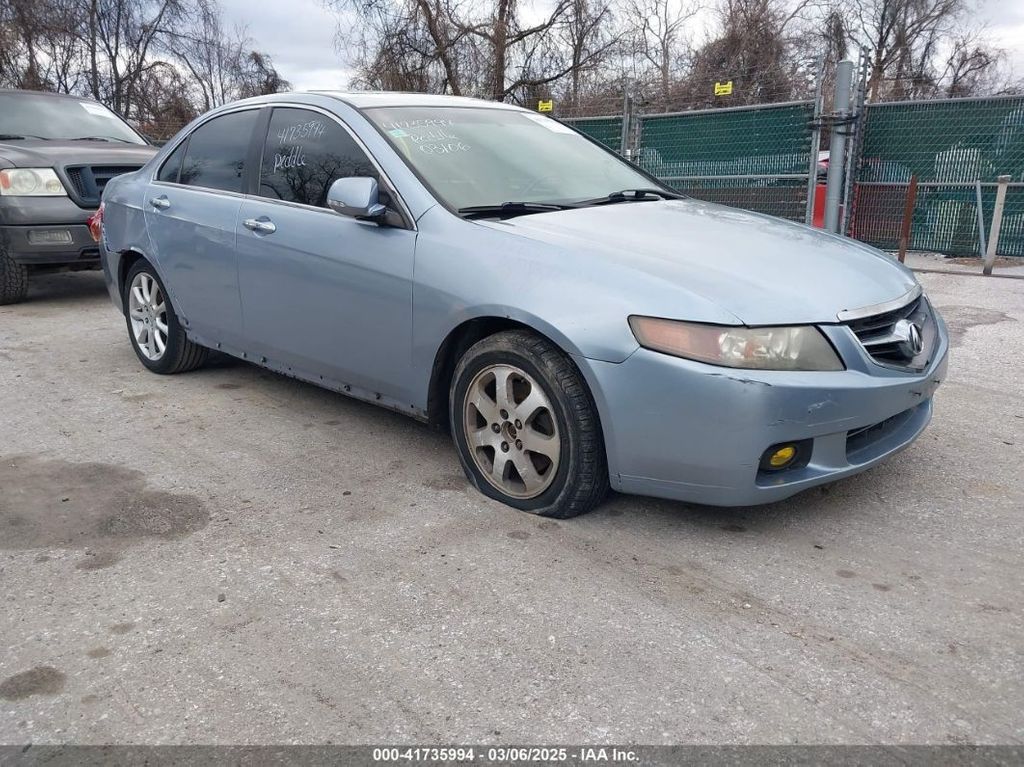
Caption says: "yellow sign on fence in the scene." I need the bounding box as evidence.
[714,81,733,97]
[537,100,554,112]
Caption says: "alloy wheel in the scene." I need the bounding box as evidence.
[128,272,168,361]
[462,364,561,499]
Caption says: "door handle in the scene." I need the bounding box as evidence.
[243,217,276,234]
[149,195,170,210]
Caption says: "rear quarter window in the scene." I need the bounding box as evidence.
[157,141,187,183]
[178,110,260,193]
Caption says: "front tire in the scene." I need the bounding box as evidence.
[450,329,608,518]
[0,246,29,305]
[123,260,207,374]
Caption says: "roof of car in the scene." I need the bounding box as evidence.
[0,88,99,101]
[311,91,527,111]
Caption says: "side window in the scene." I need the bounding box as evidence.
[258,108,379,208]
[179,110,259,193]
[157,140,187,183]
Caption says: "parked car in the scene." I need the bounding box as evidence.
[97,92,948,518]
[0,89,157,304]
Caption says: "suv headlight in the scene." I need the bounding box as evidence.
[0,168,68,197]
[629,316,844,371]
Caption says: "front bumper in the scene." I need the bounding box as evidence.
[0,223,99,265]
[1,197,98,265]
[579,314,949,507]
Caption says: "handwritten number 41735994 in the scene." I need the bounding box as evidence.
[277,120,326,146]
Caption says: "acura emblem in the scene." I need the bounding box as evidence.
[893,319,923,358]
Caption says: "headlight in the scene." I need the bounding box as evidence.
[0,168,68,197]
[628,316,844,371]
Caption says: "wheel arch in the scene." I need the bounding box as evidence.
[117,249,148,309]
[425,314,597,432]
[116,248,176,315]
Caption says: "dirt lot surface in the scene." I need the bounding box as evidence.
[1,269,1022,745]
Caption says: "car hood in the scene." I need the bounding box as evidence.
[480,199,918,325]
[0,139,157,168]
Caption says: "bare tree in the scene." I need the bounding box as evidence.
[327,0,595,102]
[618,0,700,107]
[558,0,617,110]
[132,61,197,140]
[84,0,187,116]
[0,0,289,139]
[939,33,1000,97]
[168,0,236,110]
[837,0,998,101]
[166,0,290,111]
[668,0,814,108]
[0,0,87,91]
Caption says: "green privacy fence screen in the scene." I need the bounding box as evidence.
[635,101,816,222]
[565,116,622,150]
[849,95,1024,256]
[564,93,1024,256]
[563,102,815,223]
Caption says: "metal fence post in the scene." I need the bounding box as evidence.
[897,176,918,263]
[824,60,854,233]
[839,51,869,235]
[983,175,1011,275]
[620,82,634,160]
[804,56,826,226]
[975,180,988,260]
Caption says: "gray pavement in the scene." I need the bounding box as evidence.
[1,267,1022,745]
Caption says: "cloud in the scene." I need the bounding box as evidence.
[218,0,351,90]
[977,0,1024,74]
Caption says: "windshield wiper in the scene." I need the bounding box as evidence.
[458,201,578,220]
[70,135,133,143]
[576,188,685,206]
[0,134,48,140]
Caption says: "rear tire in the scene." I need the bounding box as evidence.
[450,329,608,518]
[0,247,29,305]
[123,260,208,374]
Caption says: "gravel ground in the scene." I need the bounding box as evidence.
[1,268,1022,745]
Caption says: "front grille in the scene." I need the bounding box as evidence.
[62,165,142,206]
[843,293,934,370]
[66,167,88,198]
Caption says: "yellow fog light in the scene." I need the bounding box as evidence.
[759,440,811,474]
[769,446,797,468]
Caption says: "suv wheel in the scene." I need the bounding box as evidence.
[450,329,608,518]
[123,261,208,374]
[0,246,29,305]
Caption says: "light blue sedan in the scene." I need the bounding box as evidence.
[97,92,948,518]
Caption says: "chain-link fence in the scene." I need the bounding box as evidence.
[566,115,624,152]
[565,101,819,223]
[846,95,1024,257]
[633,101,817,222]
[562,75,1024,261]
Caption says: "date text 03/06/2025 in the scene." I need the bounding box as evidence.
[371,746,640,762]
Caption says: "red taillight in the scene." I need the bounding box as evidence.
[87,203,103,242]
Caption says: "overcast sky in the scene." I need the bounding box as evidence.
[221,0,1024,92]
[218,0,351,90]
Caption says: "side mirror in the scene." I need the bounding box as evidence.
[326,177,387,221]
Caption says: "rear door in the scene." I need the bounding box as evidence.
[144,108,262,348]
[234,106,417,402]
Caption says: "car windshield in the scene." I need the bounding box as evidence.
[365,106,662,211]
[0,92,146,144]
